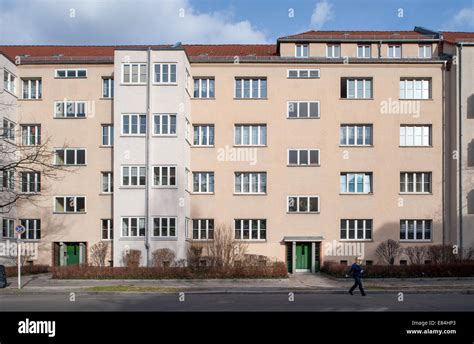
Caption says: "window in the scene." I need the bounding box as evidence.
[4,69,16,94]
[122,166,146,187]
[357,45,371,58]
[341,78,372,99]
[340,219,372,240]
[122,114,146,135]
[55,69,87,78]
[399,78,431,99]
[20,219,41,240]
[101,125,114,146]
[122,63,147,84]
[287,69,320,78]
[54,196,86,213]
[418,45,432,58]
[387,45,401,58]
[21,125,41,146]
[192,172,214,193]
[102,78,114,98]
[152,217,177,237]
[326,44,341,58]
[400,125,431,146]
[55,148,86,166]
[192,219,214,240]
[20,172,41,193]
[21,78,42,99]
[193,125,214,146]
[295,44,309,58]
[287,101,320,118]
[153,114,176,135]
[400,220,432,241]
[0,170,14,191]
[235,172,266,194]
[102,172,113,193]
[340,173,372,193]
[2,118,15,140]
[340,125,373,146]
[121,217,145,237]
[288,149,320,166]
[194,78,215,98]
[101,219,113,240]
[287,196,319,213]
[54,101,87,118]
[2,218,14,239]
[154,63,177,84]
[235,78,267,99]
[234,124,266,146]
[153,166,176,187]
[234,219,266,240]
[400,172,431,193]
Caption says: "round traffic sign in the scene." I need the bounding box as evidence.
[15,225,26,235]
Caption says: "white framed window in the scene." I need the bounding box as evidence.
[399,79,431,99]
[326,44,341,58]
[122,63,147,84]
[193,125,214,146]
[418,45,432,58]
[153,114,176,135]
[4,69,16,94]
[101,124,114,146]
[234,124,266,146]
[20,219,41,240]
[357,45,371,58]
[54,196,86,213]
[340,173,372,193]
[340,219,372,240]
[400,125,431,146]
[101,219,113,240]
[154,63,177,84]
[55,148,86,166]
[234,172,266,194]
[387,45,401,58]
[102,77,114,98]
[2,117,15,141]
[153,166,176,187]
[400,172,431,193]
[54,101,87,118]
[340,125,373,146]
[20,172,41,193]
[2,218,15,239]
[122,114,146,135]
[235,78,267,99]
[0,170,14,191]
[287,196,319,213]
[288,149,320,166]
[21,124,41,146]
[192,172,214,193]
[122,166,146,187]
[193,78,215,98]
[341,78,372,99]
[121,217,145,237]
[152,217,177,237]
[101,172,113,193]
[400,220,432,241]
[21,78,42,99]
[192,219,214,240]
[55,69,87,78]
[234,219,266,240]
[295,44,309,58]
[287,101,320,118]
[287,69,320,78]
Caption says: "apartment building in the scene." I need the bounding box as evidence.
[0,27,471,272]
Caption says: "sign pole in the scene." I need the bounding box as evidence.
[17,237,21,289]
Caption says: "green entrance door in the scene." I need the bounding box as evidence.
[66,243,80,265]
[295,243,311,271]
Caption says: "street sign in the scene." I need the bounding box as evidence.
[15,225,26,235]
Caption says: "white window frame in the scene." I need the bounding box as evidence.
[101,219,113,240]
[357,45,371,58]
[287,69,320,79]
[326,44,341,58]
[340,219,373,241]
[387,45,402,58]
[152,216,177,237]
[21,78,42,99]
[295,44,309,58]
[192,219,214,240]
[234,219,267,241]
[101,172,113,193]
[153,114,177,136]
[101,124,114,146]
[192,172,214,193]
[121,63,147,84]
[2,117,15,141]
[399,79,431,99]
[234,124,267,146]
[235,78,267,99]
[193,78,215,98]
[20,171,41,193]
[399,125,431,146]
[234,172,267,194]
[55,69,87,78]
[400,172,432,194]
[418,45,432,58]
[287,101,320,118]
[344,78,373,99]
[102,77,114,98]
[339,125,373,146]
[121,166,146,187]
[340,173,372,194]
[193,125,214,146]
[287,149,320,166]
[54,100,87,118]
[54,148,86,166]
[54,196,86,213]
[153,63,177,84]
[121,217,146,237]
[121,114,147,136]
[2,218,15,239]
[153,165,177,187]
[4,69,16,94]
[400,219,432,241]
[0,170,15,191]
[20,219,41,240]
[287,196,320,213]
[21,124,41,146]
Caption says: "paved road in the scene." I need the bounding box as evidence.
[1,292,473,311]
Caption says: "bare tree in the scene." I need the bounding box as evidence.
[404,246,427,265]
[90,242,109,267]
[123,249,141,268]
[376,239,402,265]
[152,248,176,267]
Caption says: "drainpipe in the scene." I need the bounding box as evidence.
[457,44,463,253]
[145,47,151,266]
[442,60,446,247]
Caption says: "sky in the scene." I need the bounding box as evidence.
[0,0,473,45]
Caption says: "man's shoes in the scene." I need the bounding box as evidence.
[361,293,366,296]
[349,291,353,295]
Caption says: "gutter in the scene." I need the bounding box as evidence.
[441,60,447,247]
[145,47,152,266]
[457,44,463,253]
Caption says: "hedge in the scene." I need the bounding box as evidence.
[4,265,50,277]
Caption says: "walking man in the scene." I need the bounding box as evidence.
[347,257,366,296]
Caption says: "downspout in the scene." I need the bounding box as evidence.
[458,44,463,253]
[145,47,151,266]
[442,60,446,247]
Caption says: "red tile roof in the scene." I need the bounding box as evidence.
[442,32,474,44]
[184,44,277,57]
[279,30,435,40]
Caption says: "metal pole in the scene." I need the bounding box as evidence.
[17,238,21,289]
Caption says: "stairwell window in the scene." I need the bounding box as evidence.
[235,219,266,240]
[54,101,87,118]
[295,44,309,58]
[341,78,372,99]
[122,63,147,84]
[234,124,266,146]
[400,125,431,146]
[2,218,14,239]
[340,219,372,240]
[102,77,114,98]
[340,173,372,194]
[101,219,113,240]
[399,78,431,99]
[21,125,41,146]
[21,78,42,99]
[287,196,319,213]
[340,125,373,146]
[101,124,114,146]
[20,219,41,240]
[288,149,320,166]
[153,114,176,135]
[326,44,341,58]
[192,219,214,240]
[235,172,266,194]
[287,69,320,78]
[418,45,432,58]
[192,172,214,193]
[387,45,401,58]
[55,69,87,78]
[400,172,431,193]
[122,166,146,187]
[122,114,146,135]
[121,217,145,237]
[154,63,177,84]
[152,217,177,237]
[54,196,86,213]
[194,78,215,98]
[55,148,86,166]
[153,166,176,187]
[287,101,320,118]
[235,78,267,99]
[20,172,41,193]
[400,220,432,241]
[101,172,113,193]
